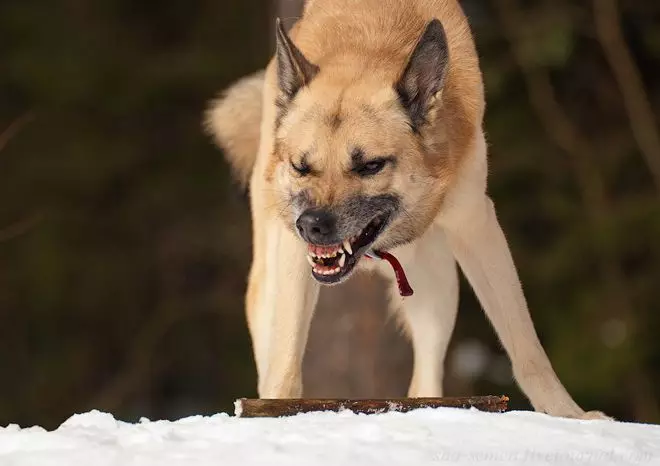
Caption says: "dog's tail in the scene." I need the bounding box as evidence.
[204,70,265,187]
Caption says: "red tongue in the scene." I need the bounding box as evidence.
[371,250,414,297]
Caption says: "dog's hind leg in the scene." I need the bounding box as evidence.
[248,218,320,398]
[389,225,459,398]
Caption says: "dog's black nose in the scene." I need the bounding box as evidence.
[296,209,337,244]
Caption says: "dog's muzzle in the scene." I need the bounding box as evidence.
[295,207,392,285]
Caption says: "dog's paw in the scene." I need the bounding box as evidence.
[574,410,614,421]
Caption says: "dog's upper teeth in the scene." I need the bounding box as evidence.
[343,240,353,255]
[338,254,346,268]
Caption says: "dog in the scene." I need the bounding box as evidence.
[206,0,608,420]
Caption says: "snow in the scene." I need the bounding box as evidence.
[1,408,659,466]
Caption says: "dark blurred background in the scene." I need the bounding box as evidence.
[1,0,659,429]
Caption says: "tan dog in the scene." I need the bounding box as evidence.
[206,0,608,419]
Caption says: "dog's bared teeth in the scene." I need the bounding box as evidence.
[307,255,316,267]
[312,264,342,276]
[343,240,353,255]
[338,254,346,268]
[324,247,340,258]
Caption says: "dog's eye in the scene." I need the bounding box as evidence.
[291,158,312,176]
[355,159,387,177]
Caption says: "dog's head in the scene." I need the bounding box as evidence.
[268,19,452,284]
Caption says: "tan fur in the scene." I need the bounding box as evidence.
[206,0,609,420]
[204,70,265,186]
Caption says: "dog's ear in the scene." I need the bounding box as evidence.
[395,19,449,130]
[275,18,319,101]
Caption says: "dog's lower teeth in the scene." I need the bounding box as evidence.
[312,264,342,276]
[338,254,346,268]
[307,255,316,267]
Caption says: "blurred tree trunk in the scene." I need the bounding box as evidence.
[274,0,305,22]
[270,0,413,398]
[270,0,304,49]
[304,273,413,398]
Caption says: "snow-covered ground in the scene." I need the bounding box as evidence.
[1,407,659,466]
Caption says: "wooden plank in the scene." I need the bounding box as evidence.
[235,396,509,418]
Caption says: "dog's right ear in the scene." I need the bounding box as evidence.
[396,19,449,131]
[275,18,319,102]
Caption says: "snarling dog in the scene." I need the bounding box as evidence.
[206,0,608,419]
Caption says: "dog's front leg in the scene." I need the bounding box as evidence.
[388,226,459,398]
[443,195,607,419]
[255,219,320,398]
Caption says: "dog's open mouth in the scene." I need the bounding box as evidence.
[306,214,389,284]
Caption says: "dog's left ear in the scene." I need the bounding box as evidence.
[275,18,319,101]
[396,19,449,130]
